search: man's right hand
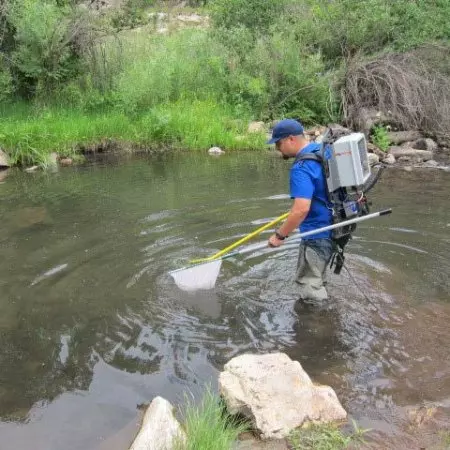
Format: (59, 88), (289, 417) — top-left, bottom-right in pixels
(268, 234), (284, 248)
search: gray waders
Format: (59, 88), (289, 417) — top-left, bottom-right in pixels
(296, 238), (333, 302)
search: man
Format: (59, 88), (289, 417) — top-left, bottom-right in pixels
(267, 119), (333, 302)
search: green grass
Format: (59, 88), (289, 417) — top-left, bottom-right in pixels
(175, 389), (249, 450)
(0, 99), (265, 167)
(289, 421), (369, 450)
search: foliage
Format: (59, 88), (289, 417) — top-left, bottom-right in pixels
(230, 31), (337, 122)
(1, 0), (96, 99)
(210, 0), (287, 33)
(0, 63), (15, 102)
(290, 0), (450, 64)
(371, 125), (390, 152)
(174, 388), (248, 450)
(289, 421), (369, 450)
(112, 29), (230, 114)
(111, 0), (156, 29)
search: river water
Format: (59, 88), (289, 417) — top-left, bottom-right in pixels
(0, 152), (449, 449)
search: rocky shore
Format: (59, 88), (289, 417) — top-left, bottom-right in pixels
(129, 353), (347, 450)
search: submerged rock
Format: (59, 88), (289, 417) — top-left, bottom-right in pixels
(208, 146), (225, 155)
(129, 397), (185, 450)
(25, 165), (39, 173)
(219, 353), (347, 440)
(59, 157), (73, 166)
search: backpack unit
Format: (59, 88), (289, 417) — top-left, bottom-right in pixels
(296, 128), (383, 274)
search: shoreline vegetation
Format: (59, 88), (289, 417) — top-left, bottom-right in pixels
(173, 389), (369, 450)
(1, 0), (449, 167)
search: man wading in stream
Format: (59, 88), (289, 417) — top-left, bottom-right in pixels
(267, 119), (333, 303)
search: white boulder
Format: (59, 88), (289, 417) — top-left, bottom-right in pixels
(129, 397), (185, 450)
(219, 353), (347, 440)
(208, 146), (225, 155)
(382, 154), (396, 165)
(368, 153), (380, 166)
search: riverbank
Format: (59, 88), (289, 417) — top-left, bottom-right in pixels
(1, 110), (449, 175)
(0, 101), (265, 168)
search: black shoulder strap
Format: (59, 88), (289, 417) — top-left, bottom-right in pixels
(293, 148), (331, 208)
(294, 152), (323, 164)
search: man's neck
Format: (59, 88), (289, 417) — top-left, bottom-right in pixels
(296, 139), (310, 155)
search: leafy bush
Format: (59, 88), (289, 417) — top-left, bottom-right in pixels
(371, 125), (390, 152)
(285, 0), (450, 64)
(219, 29), (337, 123)
(2, 0), (96, 99)
(112, 29), (230, 114)
(111, 0), (156, 29)
(0, 64), (15, 102)
(8, 0), (75, 96)
(210, 0), (287, 33)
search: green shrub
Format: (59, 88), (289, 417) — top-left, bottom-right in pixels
(210, 0), (287, 33)
(221, 29), (337, 123)
(0, 64), (15, 102)
(371, 125), (390, 152)
(111, 0), (156, 29)
(8, 0), (77, 96)
(285, 0), (450, 64)
(1, 0), (96, 99)
(112, 29), (230, 114)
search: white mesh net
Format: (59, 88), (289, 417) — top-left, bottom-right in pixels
(169, 259), (223, 292)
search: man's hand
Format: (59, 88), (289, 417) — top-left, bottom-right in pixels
(268, 198), (311, 248)
(268, 233), (284, 248)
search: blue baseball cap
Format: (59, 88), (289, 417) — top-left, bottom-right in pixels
(266, 119), (304, 144)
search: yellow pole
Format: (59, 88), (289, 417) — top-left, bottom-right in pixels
(189, 212), (289, 264)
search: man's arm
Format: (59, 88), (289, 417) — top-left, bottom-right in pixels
(268, 197), (311, 247)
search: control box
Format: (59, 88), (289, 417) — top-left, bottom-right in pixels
(326, 133), (371, 192)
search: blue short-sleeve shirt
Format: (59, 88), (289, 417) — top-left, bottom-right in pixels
(290, 143), (332, 240)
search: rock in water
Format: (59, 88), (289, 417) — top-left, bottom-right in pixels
(208, 146), (225, 155)
(219, 353), (347, 439)
(129, 397), (185, 450)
